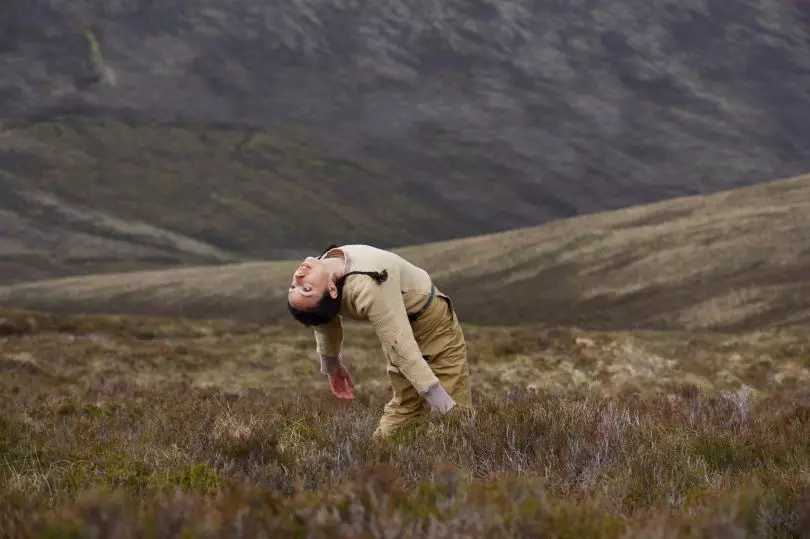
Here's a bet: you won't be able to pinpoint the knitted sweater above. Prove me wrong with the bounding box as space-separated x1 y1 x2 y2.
313 244 444 396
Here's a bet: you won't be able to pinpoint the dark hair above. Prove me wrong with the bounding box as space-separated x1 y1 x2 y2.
287 245 388 327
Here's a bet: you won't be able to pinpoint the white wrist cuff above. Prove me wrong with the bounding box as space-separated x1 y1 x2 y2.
320 355 341 374
423 382 456 413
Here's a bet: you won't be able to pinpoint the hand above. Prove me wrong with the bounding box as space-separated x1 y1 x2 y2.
328 364 356 400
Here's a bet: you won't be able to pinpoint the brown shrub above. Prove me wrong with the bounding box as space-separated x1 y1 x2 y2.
1 310 809 537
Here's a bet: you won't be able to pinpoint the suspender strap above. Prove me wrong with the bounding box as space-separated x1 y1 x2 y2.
408 283 435 323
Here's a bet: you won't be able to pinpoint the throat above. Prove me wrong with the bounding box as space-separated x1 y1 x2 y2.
324 253 347 277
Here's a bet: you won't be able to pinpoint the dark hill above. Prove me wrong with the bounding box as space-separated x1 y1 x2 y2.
1 0 809 281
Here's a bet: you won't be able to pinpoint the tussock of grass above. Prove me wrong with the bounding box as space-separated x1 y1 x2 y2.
2 386 809 537
1 309 809 537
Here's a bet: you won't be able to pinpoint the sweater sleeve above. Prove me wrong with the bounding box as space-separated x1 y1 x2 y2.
351 273 441 396
313 314 343 369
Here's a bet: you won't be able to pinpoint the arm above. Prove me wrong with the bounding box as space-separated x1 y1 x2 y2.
313 314 355 400
313 314 343 374
352 273 455 411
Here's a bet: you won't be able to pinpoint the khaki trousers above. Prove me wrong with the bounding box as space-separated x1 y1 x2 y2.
373 291 472 438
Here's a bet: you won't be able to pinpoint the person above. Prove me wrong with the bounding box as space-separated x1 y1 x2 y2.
286 243 472 438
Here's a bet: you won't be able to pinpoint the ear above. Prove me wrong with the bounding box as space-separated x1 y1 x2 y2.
328 281 339 299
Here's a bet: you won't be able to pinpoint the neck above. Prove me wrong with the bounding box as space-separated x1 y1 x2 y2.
324 256 346 279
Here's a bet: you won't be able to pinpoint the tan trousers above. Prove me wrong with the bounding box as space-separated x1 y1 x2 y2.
373 292 472 438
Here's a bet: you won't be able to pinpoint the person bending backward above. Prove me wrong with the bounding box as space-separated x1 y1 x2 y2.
287 244 472 437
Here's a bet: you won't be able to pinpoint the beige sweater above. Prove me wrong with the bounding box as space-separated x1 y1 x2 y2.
313 244 442 396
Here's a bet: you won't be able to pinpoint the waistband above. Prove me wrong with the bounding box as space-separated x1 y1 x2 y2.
408 283 435 323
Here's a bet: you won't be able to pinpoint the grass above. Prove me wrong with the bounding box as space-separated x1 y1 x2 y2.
1 308 809 537
2 172 809 332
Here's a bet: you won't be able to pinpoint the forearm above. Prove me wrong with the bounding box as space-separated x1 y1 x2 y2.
314 316 343 363
386 343 441 396
392 349 455 411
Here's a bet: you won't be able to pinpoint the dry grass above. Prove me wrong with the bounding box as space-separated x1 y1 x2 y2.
1 308 809 538
2 173 809 332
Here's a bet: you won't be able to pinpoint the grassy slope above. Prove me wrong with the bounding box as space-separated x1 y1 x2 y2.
1 173 808 332
0 114 539 284
1 308 809 536
0 170 242 284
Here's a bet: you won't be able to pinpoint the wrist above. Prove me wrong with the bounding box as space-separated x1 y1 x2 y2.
320 355 342 375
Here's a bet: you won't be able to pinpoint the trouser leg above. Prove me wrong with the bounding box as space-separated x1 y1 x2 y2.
373 364 423 438
414 292 471 408
374 292 471 438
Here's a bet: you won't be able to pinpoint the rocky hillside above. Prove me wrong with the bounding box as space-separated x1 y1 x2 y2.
1 0 809 281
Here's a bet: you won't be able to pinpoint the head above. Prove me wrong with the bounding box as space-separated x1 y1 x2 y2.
287 245 389 327
287 252 343 326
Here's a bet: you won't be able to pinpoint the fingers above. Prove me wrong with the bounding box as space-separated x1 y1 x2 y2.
337 366 355 390
329 374 356 400
327 365 356 400
333 387 355 400
338 375 356 399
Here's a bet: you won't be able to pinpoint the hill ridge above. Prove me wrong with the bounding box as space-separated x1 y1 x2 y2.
1 172 808 332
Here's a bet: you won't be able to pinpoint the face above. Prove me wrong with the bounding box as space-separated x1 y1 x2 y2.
287 256 339 310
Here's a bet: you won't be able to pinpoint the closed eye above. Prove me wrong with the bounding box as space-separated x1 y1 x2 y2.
290 283 313 293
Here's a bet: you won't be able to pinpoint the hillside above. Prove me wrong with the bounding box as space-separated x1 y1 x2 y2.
0 169 242 284
2 0 810 282
1 308 809 536
0 114 534 283
1 173 808 332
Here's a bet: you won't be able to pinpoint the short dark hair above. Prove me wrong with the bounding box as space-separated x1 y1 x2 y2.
287 268 388 327
288 287 342 326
